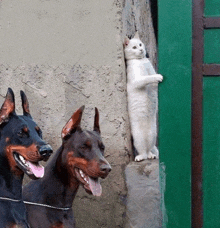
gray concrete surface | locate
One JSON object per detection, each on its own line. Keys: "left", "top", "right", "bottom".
{"left": 125, "top": 160, "right": 162, "bottom": 228}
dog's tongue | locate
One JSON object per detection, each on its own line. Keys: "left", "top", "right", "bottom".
{"left": 88, "top": 177, "right": 102, "bottom": 196}
{"left": 26, "top": 161, "right": 45, "bottom": 178}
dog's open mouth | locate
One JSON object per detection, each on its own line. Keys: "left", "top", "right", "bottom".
{"left": 75, "top": 168, "right": 102, "bottom": 196}
{"left": 13, "top": 152, "right": 44, "bottom": 179}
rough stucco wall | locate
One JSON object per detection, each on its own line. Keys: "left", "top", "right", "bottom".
{"left": 0, "top": 1, "right": 131, "bottom": 227}
{"left": 0, "top": 0, "right": 157, "bottom": 227}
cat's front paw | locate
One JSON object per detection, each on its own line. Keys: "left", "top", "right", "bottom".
{"left": 155, "top": 74, "right": 163, "bottom": 82}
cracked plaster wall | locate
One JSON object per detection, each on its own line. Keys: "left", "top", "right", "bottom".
{"left": 0, "top": 0, "right": 156, "bottom": 227}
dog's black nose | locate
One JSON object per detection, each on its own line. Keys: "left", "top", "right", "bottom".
{"left": 39, "top": 145, "right": 53, "bottom": 160}
{"left": 100, "top": 163, "right": 112, "bottom": 174}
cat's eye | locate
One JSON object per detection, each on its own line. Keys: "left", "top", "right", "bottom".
{"left": 133, "top": 46, "right": 137, "bottom": 49}
{"left": 139, "top": 43, "right": 142, "bottom": 47}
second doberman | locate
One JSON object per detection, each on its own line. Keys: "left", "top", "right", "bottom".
{"left": 23, "top": 106, "right": 112, "bottom": 228}
{"left": 0, "top": 88, "right": 53, "bottom": 228}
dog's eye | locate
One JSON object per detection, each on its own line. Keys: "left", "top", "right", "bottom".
{"left": 18, "top": 130, "right": 23, "bottom": 136}
{"left": 133, "top": 46, "right": 137, "bottom": 49}
{"left": 80, "top": 141, "right": 92, "bottom": 151}
{"left": 80, "top": 144, "right": 90, "bottom": 150}
{"left": 80, "top": 145, "right": 86, "bottom": 150}
{"left": 18, "top": 129, "right": 29, "bottom": 138}
{"left": 139, "top": 43, "right": 142, "bottom": 47}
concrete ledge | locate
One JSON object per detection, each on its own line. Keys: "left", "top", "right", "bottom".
{"left": 125, "top": 159, "right": 162, "bottom": 228}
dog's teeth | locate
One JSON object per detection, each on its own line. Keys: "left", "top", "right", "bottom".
{"left": 19, "top": 155, "right": 25, "bottom": 164}
{"left": 79, "top": 169, "right": 88, "bottom": 183}
{"left": 84, "top": 178, "right": 89, "bottom": 184}
{"left": 80, "top": 170, "right": 84, "bottom": 177}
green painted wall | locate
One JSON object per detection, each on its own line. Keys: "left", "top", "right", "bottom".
{"left": 203, "top": 1, "right": 220, "bottom": 227}
{"left": 158, "top": 0, "right": 192, "bottom": 227}
{"left": 204, "top": 29, "right": 220, "bottom": 64}
{"left": 203, "top": 1, "right": 220, "bottom": 226}
{"left": 159, "top": 0, "right": 220, "bottom": 227}
{"left": 203, "top": 77, "right": 220, "bottom": 227}
{"left": 204, "top": 0, "right": 220, "bottom": 17}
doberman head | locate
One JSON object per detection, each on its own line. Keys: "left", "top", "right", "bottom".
{"left": 0, "top": 88, "right": 53, "bottom": 181}
{"left": 60, "top": 106, "right": 111, "bottom": 196}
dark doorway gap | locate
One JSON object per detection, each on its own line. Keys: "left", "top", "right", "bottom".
{"left": 150, "top": 0, "right": 158, "bottom": 42}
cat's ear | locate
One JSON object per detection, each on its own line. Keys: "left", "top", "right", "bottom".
{"left": 124, "top": 36, "right": 130, "bottom": 47}
{"left": 134, "top": 31, "right": 140, "bottom": 39}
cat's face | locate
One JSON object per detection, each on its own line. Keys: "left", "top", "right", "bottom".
{"left": 124, "top": 33, "right": 146, "bottom": 60}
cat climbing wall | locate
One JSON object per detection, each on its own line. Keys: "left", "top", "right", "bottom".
{"left": 124, "top": 32, "right": 163, "bottom": 161}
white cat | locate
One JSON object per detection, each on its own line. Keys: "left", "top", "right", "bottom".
{"left": 124, "top": 32, "right": 163, "bottom": 161}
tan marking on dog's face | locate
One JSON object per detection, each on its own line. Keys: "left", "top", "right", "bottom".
{"left": 6, "top": 222, "right": 17, "bottom": 228}
{"left": 23, "top": 126, "right": 29, "bottom": 133}
{"left": 65, "top": 152, "right": 88, "bottom": 187}
{"left": 84, "top": 139, "right": 92, "bottom": 148}
{"left": 66, "top": 151, "right": 107, "bottom": 179}
{"left": 51, "top": 221, "right": 64, "bottom": 228}
{"left": 6, "top": 144, "right": 42, "bottom": 176}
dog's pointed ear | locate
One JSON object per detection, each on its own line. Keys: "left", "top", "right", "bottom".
{"left": 61, "top": 105, "right": 85, "bottom": 139}
{"left": 20, "top": 90, "right": 32, "bottom": 118}
{"left": 93, "top": 107, "right": 100, "bottom": 134}
{"left": 0, "top": 88, "right": 15, "bottom": 125}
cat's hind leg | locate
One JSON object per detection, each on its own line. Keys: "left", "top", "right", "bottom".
{"left": 132, "top": 124, "right": 148, "bottom": 161}
{"left": 132, "top": 123, "right": 156, "bottom": 161}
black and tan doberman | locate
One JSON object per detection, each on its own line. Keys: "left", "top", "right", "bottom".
{"left": 0, "top": 88, "right": 53, "bottom": 228}
{"left": 23, "top": 106, "right": 111, "bottom": 228}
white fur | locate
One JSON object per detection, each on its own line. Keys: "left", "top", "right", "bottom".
{"left": 124, "top": 32, "right": 163, "bottom": 161}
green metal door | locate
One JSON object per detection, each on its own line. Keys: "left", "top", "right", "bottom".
{"left": 203, "top": 1, "right": 220, "bottom": 227}
{"left": 158, "top": 0, "right": 220, "bottom": 227}
{"left": 158, "top": 0, "right": 192, "bottom": 227}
